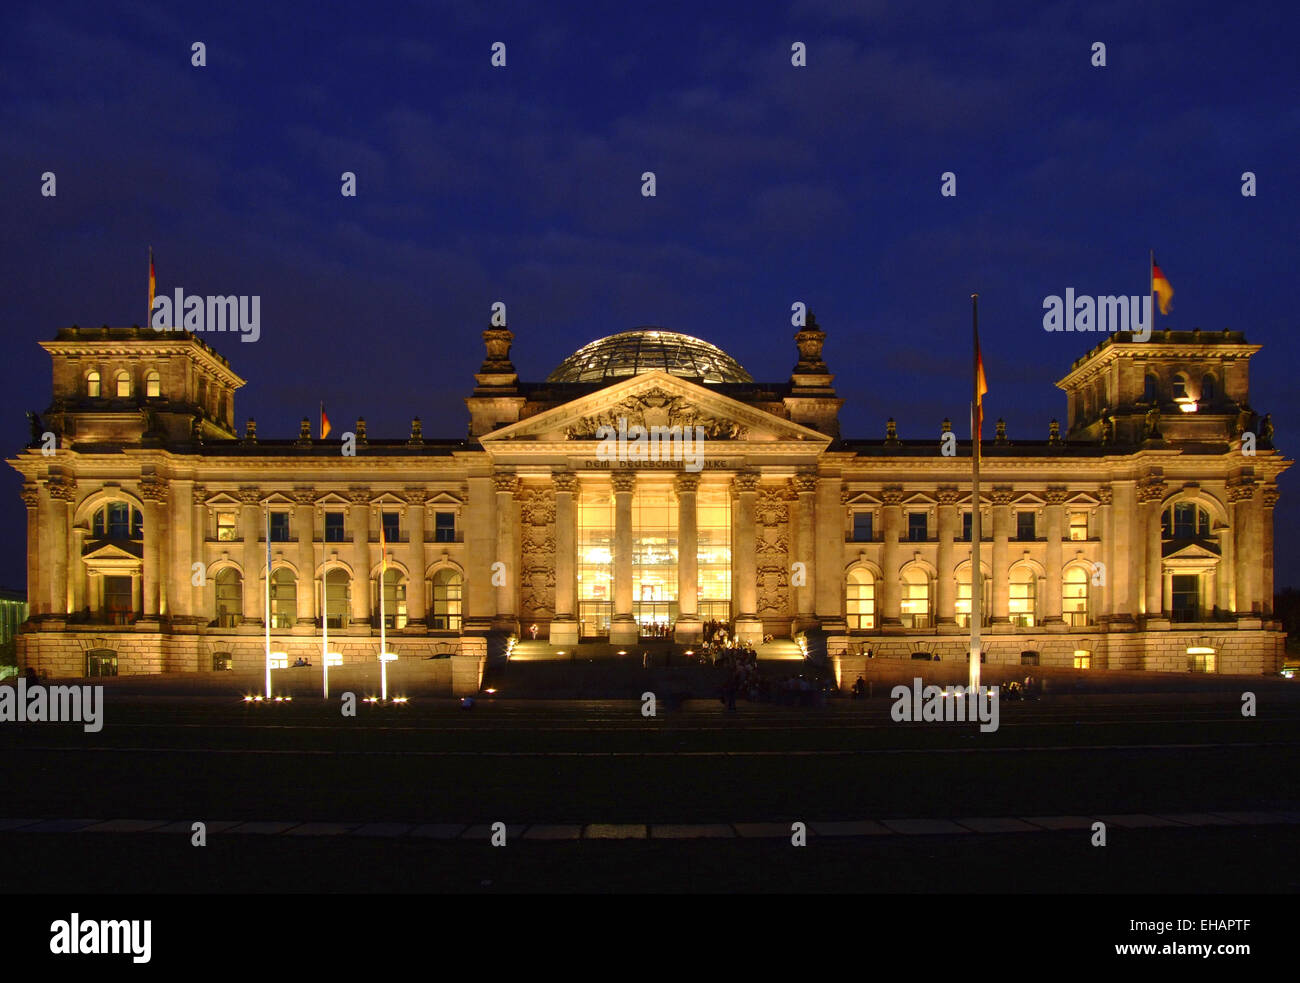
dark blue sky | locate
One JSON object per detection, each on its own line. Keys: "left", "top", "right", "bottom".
{"left": 1, "top": 0, "right": 1297, "bottom": 589}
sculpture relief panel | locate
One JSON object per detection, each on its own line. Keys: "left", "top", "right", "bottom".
{"left": 754, "top": 485, "right": 791, "bottom": 617}
{"left": 517, "top": 485, "right": 557, "bottom": 622}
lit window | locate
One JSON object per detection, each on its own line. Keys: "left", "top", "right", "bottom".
{"left": 900, "top": 568, "right": 930, "bottom": 629}
{"left": 380, "top": 569, "right": 407, "bottom": 629}
{"left": 1020, "top": 651, "right": 1040, "bottom": 667}
{"left": 216, "top": 511, "right": 238, "bottom": 541}
{"left": 86, "top": 370, "right": 101, "bottom": 397}
{"left": 1187, "top": 646, "right": 1216, "bottom": 673}
{"left": 145, "top": 370, "right": 161, "bottom": 398}
{"left": 431, "top": 568, "right": 463, "bottom": 631}
{"left": 215, "top": 569, "right": 242, "bottom": 627}
{"left": 846, "top": 569, "right": 875, "bottom": 629}
{"left": 269, "top": 569, "right": 296, "bottom": 628}
{"left": 1009, "top": 567, "right": 1037, "bottom": 627}
{"left": 1063, "top": 566, "right": 1089, "bottom": 626}
{"left": 1069, "top": 512, "right": 1088, "bottom": 541}
{"left": 1073, "top": 650, "right": 1091, "bottom": 669}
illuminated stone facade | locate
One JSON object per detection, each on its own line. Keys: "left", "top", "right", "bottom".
{"left": 9, "top": 320, "right": 1290, "bottom": 686}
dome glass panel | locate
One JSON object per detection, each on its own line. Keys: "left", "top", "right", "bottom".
{"left": 546, "top": 329, "right": 752, "bottom": 384}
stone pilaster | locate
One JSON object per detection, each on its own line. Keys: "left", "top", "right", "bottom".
{"left": 293, "top": 489, "right": 317, "bottom": 626}
{"left": 673, "top": 473, "right": 701, "bottom": 643}
{"left": 880, "top": 487, "right": 903, "bottom": 628}
{"left": 492, "top": 474, "right": 519, "bottom": 631}
{"left": 813, "top": 474, "right": 843, "bottom": 628}
{"left": 732, "top": 472, "right": 762, "bottom": 644}
{"left": 1138, "top": 477, "right": 1167, "bottom": 622}
{"left": 238, "top": 487, "right": 263, "bottom": 626}
{"left": 1043, "top": 486, "right": 1066, "bottom": 624}
{"left": 138, "top": 476, "right": 166, "bottom": 622}
{"left": 404, "top": 489, "right": 427, "bottom": 626}
{"left": 348, "top": 488, "right": 371, "bottom": 627}
{"left": 610, "top": 472, "right": 637, "bottom": 644}
{"left": 1228, "top": 478, "right": 1258, "bottom": 619}
{"left": 792, "top": 472, "right": 818, "bottom": 629}
{"left": 21, "top": 484, "right": 40, "bottom": 616}
{"left": 1262, "top": 485, "right": 1278, "bottom": 617}
{"left": 550, "top": 472, "right": 579, "bottom": 644}
{"left": 169, "top": 479, "right": 194, "bottom": 622}
{"left": 936, "top": 487, "right": 958, "bottom": 626}
{"left": 990, "top": 486, "right": 1013, "bottom": 625}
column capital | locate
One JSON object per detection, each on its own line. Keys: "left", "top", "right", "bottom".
{"left": 732, "top": 471, "right": 759, "bottom": 494}
{"left": 1097, "top": 485, "right": 1113, "bottom": 505}
{"left": 291, "top": 487, "right": 317, "bottom": 506}
{"left": 346, "top": 487, "right": 372, "bottom": 505}
{"left": 492, "top": 473, "right": 520, "bottom": 495}
{"left": 1226, "top": 477, "right": 1256, "bottom": 503}
{"left": 880, "top": 485, "right": 904, "bottom": 506}
{"left": 990, "top": 486, "right": 1014, "bottom": 506}
{"left": 1136, "top": 477, "right": 1167, "bottom": 504}
{"left": 552, "top": 471, "right": 578, "bottom": 494}
{"left": 402, "top": 487, "right": 429, "bottom": 505}
{"left": 1262, "top": 485, "right": 1279, "bottom": 508}
{"left": 673, "top": 473, "right": 700, "bottom": 495}
{"left": 1044, "top": 486, "right": 1068, "bottom": 505}
{"left": 139, "top": 476, "right": 167, "bottom": 504}
{"left": 237, "top": 485, "right": 262, "bottom": 505}
{"left": 21, "top": 483, "right": 40, "bottom": 508}
{"left": 935, "top": 486, "right": 960, "bottom": 505}
{"left": 791, "top": 472, "right": 818, "bottom": 494}
{"left": 611, "top": 472, "right": 637, "bottom": 494}
{"left": 47, "top": 475, "right": 78, "bottom": 502}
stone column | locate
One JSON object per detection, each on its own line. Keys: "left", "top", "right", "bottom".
{"left": 936, "top": 487, "right": 958, "bottom": 626}
{"left": 610, "top": 472, "right": 637, "bottom": 644}
{"left": 348, "top": 489, "right": 371, "bottom": 626}
{"left": 792, "top": 473, "right": 817, "bottom": 628}
{"left": 140, "top": 476, "right": 166, "bottom": 621}
{"left": 880, "top": 487, "right": 903, "bottom": 626}
{"left": 71, "top": 526, "right": 87, "bottom": 615}
{"left": 191, "top": 486, "right": 208, "bottom": 622}
{"left": 42, "top": 477, "right": 74, "bottom": 620}
{"left": 673, "top": 473, "right": 701, "bottom": 642}
{"left": 131, "top": 571, "right": 142, "bottom": 614}
{"left": 550, "top": 472, "right": 579, "bottom": 644}
{"left": 1139, "top": 478, "right": 1167, "bottom": 619}
{"left": 1162, "top": 570, "right": 1173, "bottom": 612}
{"left": 239, "top": 487, "right": 263, "bottom": 624}
{"left": 293, "top": 489, "right": 316, "bottom": 625}
{"left": 22, "top": 485, "right": 41, "bottom": 616}
{"left": 1110, "top": 481, "right": 1137, "bottom": 622}
{"left": 169, "top": 479, "right": 194, "bottom": 621}
{"left": 1097, "top": 486, "right": 1113, "bottom": 622}
{"left": 813, "top": 474, "right": 843, "bottom": 626}
{"left": 492, "top": 474, "right": 520, "bottom": 630}
{"left": 464, "top": 476, "right": 495, "bottom": 630}
{"left": 404, "top": 489, "right": 427, "bottom": 626}
{"left": 1043, "top": 487, "right": 1066, "bottom": 623}
{"left": 1262, "top": 486, "right": 1278, "bottom": 617}
{"left": 732, "top": 472, "right": 762, "bottom": 643}
{"left": 1230, "top": 479, "right": 1257, "bottom": 618}
{"left": 990, "top": 487, "right": 1012, "bottom": 624}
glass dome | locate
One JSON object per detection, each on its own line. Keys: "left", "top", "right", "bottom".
{"left": 546, "top": 329, "right": 752, "bottom": 384}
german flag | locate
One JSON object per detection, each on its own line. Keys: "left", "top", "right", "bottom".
{"left": 975, "top": 324, "right": 989, "bottom": 440}
{"left": 148, "top": 248, "right": 156, "bottom": 322}
{"left": 320, "top": 403, "right": 332, "bottom": 440}
{"left": 1152, "top": 257, "right": 1174, "bottom": 315}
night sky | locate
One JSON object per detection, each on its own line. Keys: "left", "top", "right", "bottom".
{"left": 1, "top": 1, "right": 1297, "bottom": 591}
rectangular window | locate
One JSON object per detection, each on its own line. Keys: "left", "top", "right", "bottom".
{"left": 1072, "top": 651, "right": 1091, "bottom": 669}
{"left": 1187, "top": 648, "right": 1216, "bottom": 673}
{"left": 578, "top": 485, "right": 615, "bottom": 637}
{"left": 216, "top": 511, "right": 238, "bottom": 542}
{"left": 1016, "top": 511, "right": 1036, "bottom": 541}
{"left": 269, "top": 512, "right": 290, "bottom": 542}
{"left": 1171, "top": 574, "right": 1200, "bottom": 622}
{"left": 961, "top": 511, "right": 972, "bottom": 542}
{"left": 324, "top": 512, "right": 345, "bottom": 542}
{"left": 1068, "top": 512, "right": 1088, "bottom": 541}
{"left": 434, "top": 511, "right": 456, "bottom": 543}
{"left": 852, "top": 511, "right": 873, "bottom": 542}
{"left": 103, "top": 576, "right": 132, "bottom": 624}
{"left": 907, "top": 512, "right": 927, "bottom": 542}
{"left": 697, "top": 485, "right": 732, "bottom": 625}
{"left": 1020, "top": 651, "right": 1040, "bottom": 667}
{"left": 381, "top": 511, "right": 400, "bottom": 544}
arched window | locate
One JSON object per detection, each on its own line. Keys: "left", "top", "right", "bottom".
{"left": 145, "top": 370, "right": 161, "bottom": 398}
{"left": 86, "top": 370, "right": 101, "bottom": 398}
{"left": 115, "top": 371, "right": 131, "bottom": 398}
{"left": 955, "top": 565, "right": 990, "bottom": 628}
{"left": 431, "top": 569, "right": 462, "bottom": 631}
{"left": 1143, "top": 374, "right": 1158, "bottom": 402}
{"left": 215, "top": 569, "right": 243, "bottom": 628}
{"left": 92, "top": 503, "right": 143, "bottom": 539}
{"left": 1171, "top": 374, "right": 1188, "bottom": 400}
{"left": 270, "top": 569, "right": 297, "bottom": 629}
{"left": 1063, "top": 566, "right": 1090, "bottom": 626}
{"left": 846, "top": 569, "right": 875, "bottom": 629}
{"left": 324, "top": 568, "right": 350, "bottom": 629}
{"left": 1009, "top": 566, "right": 1037, "bottom": 627}
{"left": 1162, "top": 503, "right": 1211, "bottom": 539}
{"left": 379, "top": 569, "right": 407, "bottom": 629}
{"left": 899, "top": 567, "right": 930, "bottom": 629}
{"left": 1201, "top": 375, "right": 1216, "bottom": 402}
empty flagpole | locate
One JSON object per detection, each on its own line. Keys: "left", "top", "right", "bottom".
{"left": 379, "top": 520, "right": 388, "bottom": 701}
{"left": 322, "top": 561, "right": 330, "bottom": 699}
{"left": 264, "top": 507, "right": 272, "bottom": 699}
{"left": 970, "top": 293, "right": 982, "bottom": 693}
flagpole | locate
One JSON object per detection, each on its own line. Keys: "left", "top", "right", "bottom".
{"left": 264, "top": 508, "right": 272, "bottom": 699}
{"left": 322, "top": 561, "right": 330, "bottom": 699}
{"left": 970, "top": 293, "right": 982, "bottom": 692}
{"left": 379, "top": 526, "right": 388, "bottom": 701}
{"left": 1149, "top": 249, "right": 1154, "bottom": 320}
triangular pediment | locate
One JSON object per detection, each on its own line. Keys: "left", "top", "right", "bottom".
{"left": 83, "top": 541, "right": 143, "bottom": 562}
{"left": 1163, "top": 541, "right": 1221, "bottom": 561}
{"left": 481, "top": 372, "right": 830, "bottom": 448}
